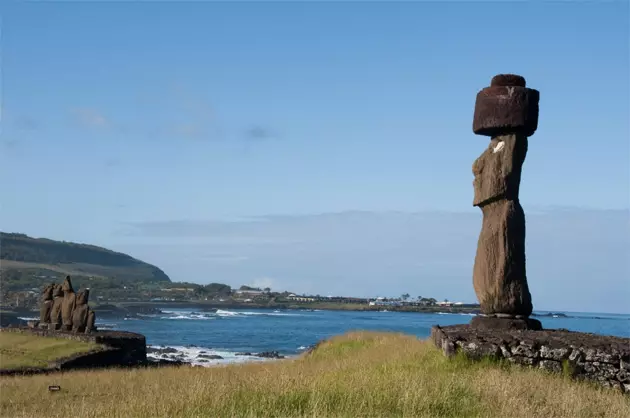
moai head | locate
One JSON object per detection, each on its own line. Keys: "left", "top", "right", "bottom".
{"left": 472, "top": 74, "right": 540, "bottom": 137}
{"left": 52, "top": 284, "right": 64, "bottom": 298}
{"left": 62, "top": 276, "right": 74, "bottom": 294}
{"left": 41, "top": 284, "right": 55, "bottom": 301}
{"left": 76, "top": 289, "right": 90, "bottom": 305}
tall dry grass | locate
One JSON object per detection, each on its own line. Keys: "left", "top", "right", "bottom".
{"left": 1, "top": 332, "right": 628, "bottom": 418}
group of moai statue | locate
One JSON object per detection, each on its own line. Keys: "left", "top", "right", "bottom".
{"left": 469, "top": 74, "right": 543, "bottom": 330}
{"left": 38, "top": 276, "right": 97, "bottom": 333}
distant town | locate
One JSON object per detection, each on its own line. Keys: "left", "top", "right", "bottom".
{"left": 1, "top": 280, "right": 477, "bottom": 313}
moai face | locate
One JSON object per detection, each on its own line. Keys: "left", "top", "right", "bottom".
{"left": 53, "top": 284, "right": 63, "bottom": 298}
{"left": 42, "top": 284, "right": 54, "bottom": 301}
{"left": 62, "top": 276, "right": 74, "bottom": 294}
{"left": 77, "top": 289, "right": 90, "bottom": 305}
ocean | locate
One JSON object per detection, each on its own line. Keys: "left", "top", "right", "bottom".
{"left": 73, "top": 308, "right": 629, "bottom": 367}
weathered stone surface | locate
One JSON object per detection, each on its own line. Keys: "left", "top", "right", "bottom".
{"left": 60, "top": 276, "right": 76, "bottom": 331}
{"left": 507, "top": 356, "right": 536, "bottom": 366}
{"left": 539, "top": 359, "right": 562, "bottom": 373}
{"left": 491, "top": 74, "right": 526, "bottom": 88}
{"left": 38, "top": 284, "right": 54, "bottom": 327}
{"left": 471, "top": 198, "right": 533, "bottom": 316}
{"left": 539, "top": 345, "right": 570, "bottom": 361}
{"left": 473, "top": 74, "right": 540, "bottom": 137}
{"left": 512, "top": 341, "right": 539, "bottom": 358}
{"left": 49, "top": 284, "right": 63, "bottom": 330}
{"left": 470, "top": 316, "right": 541, "bottom": 331}
{"left": 431, "top": 324, "right": 630, "bottom": 394}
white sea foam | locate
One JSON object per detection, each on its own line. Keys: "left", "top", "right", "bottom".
{"left": 215, "top": 309, "right": 301, "bottom": 317}
{"left": 95, "top": 323, "right": 117, "bottom": 329}
{"left": 17, "top": 316, "right": 38, "bottom": 321}
{"left": 146, "top": 345, "right": 277, "bottom": 367}
{"left": 297, "top": 346, "right": 308, "bottom": 351}
{"left": 161, "top": 314, "right": 217, "bottom": 320}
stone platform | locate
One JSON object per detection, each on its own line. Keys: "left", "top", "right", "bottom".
{"left": 431, "top": 324, "right": 630, "bottom": 394}
{"left": 0, "top": 327, "right": 147, "bottom": 376}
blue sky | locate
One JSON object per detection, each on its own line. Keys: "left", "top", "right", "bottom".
{"left": 1, "top": 1, "right": 628, "bottom": 313}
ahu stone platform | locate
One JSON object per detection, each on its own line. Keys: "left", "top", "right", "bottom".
{"left": 431, "top": 325, "right": 630, "bottom": 394}
{"left": 0, "top": 327, "right": 147, "bottom": 376}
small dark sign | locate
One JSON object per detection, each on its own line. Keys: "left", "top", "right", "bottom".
{"left": 48, "top": 385, "right": 61, "bottom": 392}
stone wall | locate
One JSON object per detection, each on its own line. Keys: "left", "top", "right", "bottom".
{"left": 431, "top": 325, "right": 630, "bottom": 394}
{"left": 0, "top": 327, "right": 147, "bottom": 376}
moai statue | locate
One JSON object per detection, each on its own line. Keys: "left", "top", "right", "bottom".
{"left": 60, "top": 276, "right": 77, "bottom": 331}
{"left": 86, "top": 310, "right": 97, "bottom": 334}
{"left": 49, "top": 284, "right": 64, "bottom": 330}
{"left": 469, "top": 74, "right": 542, "bottom": 330}
{"left": 38, "top": 284, "right": 55, "bottom": 329}
{"left": 72, "top": 289, "right": 92, "bottom": 333}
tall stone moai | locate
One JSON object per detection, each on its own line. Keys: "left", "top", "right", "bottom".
{"left": 469, "top": 74, "right": 542, "bottom": 330}
{"left": 38, "top": 284, "right": 55, "bottom": 329}
{"left": 60, "top": 276, "right": 77, "bottom": 331}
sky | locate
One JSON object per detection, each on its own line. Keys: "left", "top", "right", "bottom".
{"left": 1, "top": 1, "right": 628, "bottom": 313}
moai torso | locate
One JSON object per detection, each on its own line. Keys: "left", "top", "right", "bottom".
{"left": 472, "top": 134, "right": 528, "bottom": 207}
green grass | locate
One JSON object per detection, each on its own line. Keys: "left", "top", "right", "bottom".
{"left": 1, "top": 332, "right": 628, "bottom": 418}
{"left": 0, "top": 331, "right": 102, "bottom": 369}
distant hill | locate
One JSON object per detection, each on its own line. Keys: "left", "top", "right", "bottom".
{"left": 0, "top": 232, "right": 171, "bottom": 291}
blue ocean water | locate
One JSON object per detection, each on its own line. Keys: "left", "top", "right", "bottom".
{"left": 92, "top": 308, "right": 630, "bottom": 366}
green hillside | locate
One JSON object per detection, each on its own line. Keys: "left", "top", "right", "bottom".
{"left": 0, "top": 232, "right": 171, "bottom": 292}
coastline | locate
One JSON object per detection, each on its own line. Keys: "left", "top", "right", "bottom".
{"left": 102, "top": 300, "right": 482, "bottom": 315}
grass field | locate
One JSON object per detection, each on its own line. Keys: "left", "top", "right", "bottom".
{"left": 1, "top": 332, "right": 628, "bottom": 418}
{"left": 0, "top": 332, "right": 101, "bottom": 370}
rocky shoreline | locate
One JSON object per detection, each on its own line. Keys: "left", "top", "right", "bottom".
{"left": 145, "top": 344, "right": 290, "bottom": 367}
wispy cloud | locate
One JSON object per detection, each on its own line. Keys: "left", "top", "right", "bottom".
{"left": 70, "top": 108, "right": 109, "bottom": 129}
